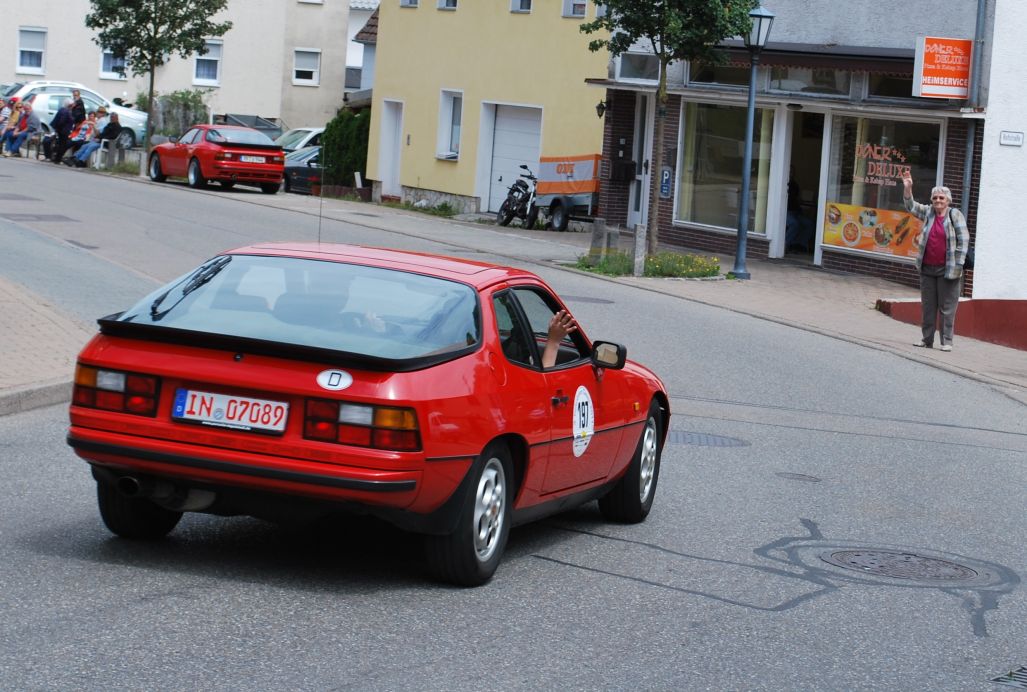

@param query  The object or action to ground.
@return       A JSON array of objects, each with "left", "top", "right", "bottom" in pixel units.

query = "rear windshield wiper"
[{"left": 149, "top": 256, "right": 232, "bottom": 321}]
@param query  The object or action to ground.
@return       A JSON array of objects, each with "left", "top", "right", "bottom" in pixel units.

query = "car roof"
[{"left": 227, "top": 243, "right": 535, "bottom": 288}]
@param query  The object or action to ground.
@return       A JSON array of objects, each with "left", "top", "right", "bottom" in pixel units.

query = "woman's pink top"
[{"left": 923, "top": 215, "right": 947, "bottom": 266}]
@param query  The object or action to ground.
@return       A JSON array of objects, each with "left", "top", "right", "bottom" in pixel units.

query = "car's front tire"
[
  {"left": 116, "top": 130, "right": 136, "bottom": 150},
  {"left": 96, "top": 481, "right": 182, "bottom": 539},
  {"left": 187, "top": 159, "right": 207, "bottom": 189},
  {"left": 598, "top": 400, "right": 663, "bottom": 523},
  {"left": 425, "top": 442, "right": 512, "bottom": 586},
  {"left": 148, "top": 154, "right": 166, "bottom": 182}
]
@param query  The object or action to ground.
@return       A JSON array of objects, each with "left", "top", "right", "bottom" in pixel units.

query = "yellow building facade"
[{"left": 366, "top": 0, "right": 608, "bottom": 214}]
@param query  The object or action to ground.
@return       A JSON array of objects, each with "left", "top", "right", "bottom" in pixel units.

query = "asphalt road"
[{"left": 1, "top": 162, "right": 1026, "bottom": 690}]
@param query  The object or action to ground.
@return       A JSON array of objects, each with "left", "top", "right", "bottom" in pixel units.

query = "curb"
[{"left": 0, "top": 379, "right": 71, "bottom": 418}]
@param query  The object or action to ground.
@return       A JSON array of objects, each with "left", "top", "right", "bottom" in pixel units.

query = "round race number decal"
[
  {"left": 316, "top": 369, "right": 353, "bottom": 391},
  {"left": 572, "top": 385, "right": 595, "bottom": 457}
]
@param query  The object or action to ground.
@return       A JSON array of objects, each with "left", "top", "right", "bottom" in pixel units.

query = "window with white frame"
[
  {"left": 438, "top": 0, "right": 457, "bottom": 9},
  {"left": 17, "top": 28, "right": 46, "bottom": 74},
  {"left": 293, "top": 49, "right": 321, "bottom": 85},
  {"left": 619, "top": 53, "right": 659, "bottom": 81},
  {"left": 194, "top": 40, "right": 222, "bottom": 85},
  {"left": 437, "top": 91, "right": 462, "bottom": 159},
  {"left": 400, "top": 0, "right": 418, "bottom": 6},
  {"left": 100, "top": 50, "right": 127, "bottom": 79},
  {"left": 511, "top": 0, "right": 531, "bottom": 11},
  {"left": 562, "top": 0, "right": 586, "bottom": 17}
]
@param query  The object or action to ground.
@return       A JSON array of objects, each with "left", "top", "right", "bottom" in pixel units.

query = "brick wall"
[{"left": 595, "top": 89, "right": 636, "bottom": 228}]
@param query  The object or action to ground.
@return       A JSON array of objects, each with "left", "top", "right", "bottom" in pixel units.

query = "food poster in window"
[{"left": 823, "top": 202, "right": 921, "bottom": 257}]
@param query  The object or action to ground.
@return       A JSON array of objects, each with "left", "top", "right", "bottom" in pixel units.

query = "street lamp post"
[{"left": 730, "top": 5, "right": 775, "bottom": 280}]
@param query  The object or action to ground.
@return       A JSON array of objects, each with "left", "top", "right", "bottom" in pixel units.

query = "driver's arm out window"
[{"left": 511, "top": 288, "right": 589, "bottom": 367}]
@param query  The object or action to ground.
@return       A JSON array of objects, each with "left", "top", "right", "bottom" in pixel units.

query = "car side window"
[
  {"left": 179, "top": 129, "right": 200, "bottom": 144},
  {"left": 511, "top": 288, "right": 590, "bottom": 367},
  {"left": 492, "top": 292, "right": 536, "bottom": 368},
  {"left": 309, "top": 133, "right": 321, "bottom": 146}
]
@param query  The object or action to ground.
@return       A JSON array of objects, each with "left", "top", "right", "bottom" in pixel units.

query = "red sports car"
[
  {"left": 67, "top": 244, "right": 669, "bottom": 585},
  {"left": 148, "top": 124, "right": 284, "bottom": 194}
]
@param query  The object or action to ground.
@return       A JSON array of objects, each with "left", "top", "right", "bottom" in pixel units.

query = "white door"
[
  {"left": 487, "top": 105, "right": 542, "bottom": 212},
  {"left": 627, "top": 94, "right": 655, "bottom": 230},
  {"left": 379, "top": 100, "right": 403, "bottom": 197}
]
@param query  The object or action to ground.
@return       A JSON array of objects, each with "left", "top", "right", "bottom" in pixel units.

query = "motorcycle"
[{"left": 496, "top": 164, "right": 540, "bottom": 229}]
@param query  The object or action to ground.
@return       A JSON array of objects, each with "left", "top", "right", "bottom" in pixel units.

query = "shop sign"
[
  {"left": 913, "top": 36, "right": 973, "bottom": 99},
  {"left": 851, "top": 142, "right": 910, "bottom": 188},
  {"left": 823, "top": 202, "right": 922, "bottom": 258}
]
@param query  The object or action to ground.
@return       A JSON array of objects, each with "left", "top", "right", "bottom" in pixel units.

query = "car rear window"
[
  {"left": 207, "top": 128, "right": 274, "bottom": 145},
  {"left": 116, "top": 255, "right": 481, "bottom": 361}
]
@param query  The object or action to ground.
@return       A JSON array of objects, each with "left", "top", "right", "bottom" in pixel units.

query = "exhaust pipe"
[{"left": 115, "top": 475, "right": 215, "bottom": 510}]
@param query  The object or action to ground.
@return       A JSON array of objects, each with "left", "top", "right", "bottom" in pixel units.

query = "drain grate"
[
  {"left": 992, "top": 667, "right": 1027, "bottom": 689},
  {"left": 775, "top": 472, "right": 822, "bottom": 483},
  {"left": 820, "top": 550, "right": 980, "bottom": 582},
  {"left": 1, "top": 213, "right": 76, "bottom": 222},
  {"left": 561, "top": 295, "right": 615, "bottom": 305},
  {"left": 667, "top": 431, "right": 749, "bottom": 447}
]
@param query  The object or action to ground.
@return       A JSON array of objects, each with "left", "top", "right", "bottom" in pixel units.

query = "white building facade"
[{"left": 4, "top": 1, "right": 349, "bottom": 131}]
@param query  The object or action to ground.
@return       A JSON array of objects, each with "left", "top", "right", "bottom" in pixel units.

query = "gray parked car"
[{"left": 6, "top": 80, "right": 146, "bottom": 149}]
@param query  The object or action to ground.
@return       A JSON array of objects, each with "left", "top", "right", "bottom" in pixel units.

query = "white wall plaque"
[{"left": 999, "top": 131, "right": 1024, "bottom": 147}]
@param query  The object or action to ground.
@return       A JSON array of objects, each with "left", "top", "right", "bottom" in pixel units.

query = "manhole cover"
[
  {"left": 775, "top": 472, "right": 822, "bottom": 482},
  {"left": 820, "top": 550, "right": 979, "bottom": 582},
  {"left": 992, "top": 666, "right": 1027, "bottom": 689},
  {"left": 561, "top": 295, "right": 615, "bottom": 305},
  {"left": 667, "top": 431, "right": 749, "bottom": 447}
]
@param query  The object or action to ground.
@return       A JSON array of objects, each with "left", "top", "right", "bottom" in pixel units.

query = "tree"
[
  {"left": 321, "top": 108, "right": 371, "bottom": 187},
  {"left": 582, "top": 0, "right": 755, "bottom": 271},
  {"left": 86, "top": 0, "right": 232, "bottom": 156}
]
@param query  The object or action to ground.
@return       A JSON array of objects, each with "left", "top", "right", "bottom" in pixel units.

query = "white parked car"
[
  {"left": 274, "top": 127, "right": 324, "bottom": 153},
  {"left": 3, "top": 80, "right": 147, "bottom": 149}
]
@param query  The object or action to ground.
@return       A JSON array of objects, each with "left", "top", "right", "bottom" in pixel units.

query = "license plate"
[
  {"left": 172, "top": 389, "right": 288, "bottom": 434},
  {"left": 240, "top": 155, "right": 265, "bottom": 163}
]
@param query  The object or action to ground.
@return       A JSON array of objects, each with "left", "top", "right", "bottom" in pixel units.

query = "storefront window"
[
  {"left": 824, "top": 115, "right": 940, "bottom": 259},
  {"left": 676, "top": 101, "right": 775, "bottom": 233},
  {"left": 688, "top": 64, "right": 749, "bottom": 87},
  {"left": 867, "top": 74, "right": 915, "bottom": 99},
  {"left": 769, "top": 66, "right": 850, "bottom": 96}
]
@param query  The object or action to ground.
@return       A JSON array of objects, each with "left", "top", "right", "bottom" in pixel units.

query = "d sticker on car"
[
  {"left": 317, "top": 369, "right": 353, "bottom": 391},
  {"left": 572, "top": 385, "right": 595, "bottom": 457}
]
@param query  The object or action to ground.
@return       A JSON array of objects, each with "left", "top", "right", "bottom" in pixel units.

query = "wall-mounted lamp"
[{"left": 596, "top": 99, "right": 612, "bottom": 119}]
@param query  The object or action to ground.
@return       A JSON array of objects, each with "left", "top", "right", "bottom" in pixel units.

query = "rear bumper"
[
  {"left": 68, "top": 426, "right": 476, "bottom": 534},
  {"left": 210, "top": 162, "right": 282, "bottom": 183}
]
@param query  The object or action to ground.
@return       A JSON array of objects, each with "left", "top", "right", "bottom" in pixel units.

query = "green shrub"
[
  {"left": 322, "top": 108, "right": 370, "bottom": 187},
  {"left": 575, "top": 250, "right": 720, "bottom": 278}
]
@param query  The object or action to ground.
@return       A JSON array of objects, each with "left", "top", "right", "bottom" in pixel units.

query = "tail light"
[
  {"left": 73, "top": 365, "right": 160, "bottom": 416},
  {"left": 304, "top": 399, "right": 420, "bottom": 452},
  {"left": 214, "top": 151, "right": 234, "bottom": 161},
  {"left": 272, "top": 155, "right": 284, "bottom": 164}
]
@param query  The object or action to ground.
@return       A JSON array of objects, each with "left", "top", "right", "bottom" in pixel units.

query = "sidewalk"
[{"left": 2, "top": 181, "right": 1025, "bottom": 416}]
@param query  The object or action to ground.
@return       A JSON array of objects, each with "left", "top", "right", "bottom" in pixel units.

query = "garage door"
[{"left": 488, "top": 105, "right": 542, "bottom": 212}]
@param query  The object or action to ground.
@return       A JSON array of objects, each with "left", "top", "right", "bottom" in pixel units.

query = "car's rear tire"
[
  {"left": 187, "top": 159, "right": 207, "bottom": 189},
  {"left": 260, "top": 183, "right": 279, "bottom": 195},
  {"left": 96, "top": 481, "right": 182, "bottom": 539},
  {"left": 425, "top": 442, "right": 512, "bottom": 586},
  {"left": 496, "top": 199, "right": 515, "bottom": 226},
  {"left": 148, "top": 154, "right": 165, "bottom": 182},
  {"left": 220, "top": 180, "right": 235, "bottom": 190},
  {"left": 598, "top": 400, "right": 662, "bottom": 523}
]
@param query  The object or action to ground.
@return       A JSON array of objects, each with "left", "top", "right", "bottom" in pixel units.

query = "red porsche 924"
[
  {"left": 67, "top": 244, "right": 669, "bottom": 585},
  {"left": 147, "top": 124, "right": 284, "bottom": 194}
]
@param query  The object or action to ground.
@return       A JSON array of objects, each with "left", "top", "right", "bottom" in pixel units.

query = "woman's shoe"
[
  {"left": 914, "top": 340, "right": 933, "bottom": 348},
  {"left": 939, "top": 344, "right": 952, "bottom": 352}
]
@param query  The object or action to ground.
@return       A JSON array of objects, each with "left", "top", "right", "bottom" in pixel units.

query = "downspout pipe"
[{"left": 961, "top": 0, "right": 988, "bottom": 219}]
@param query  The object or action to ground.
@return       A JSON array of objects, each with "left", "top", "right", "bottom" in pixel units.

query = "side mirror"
[
  {"left": 591, "top": 341, "right": 626, "bottom": 370},
  {"left": 113, "top": 98, "right": 124, "bottom": 106}
]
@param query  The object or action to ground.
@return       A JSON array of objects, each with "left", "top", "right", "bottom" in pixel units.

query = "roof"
[
  {"left": 232, "top": 243, "right": 532, "bottom": 288},
  {"left": 350, "top": 0, "right": 379, "bottom": 10},
  {"left": 354, "top": 8, "right": 379, "bottom": 44}
]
